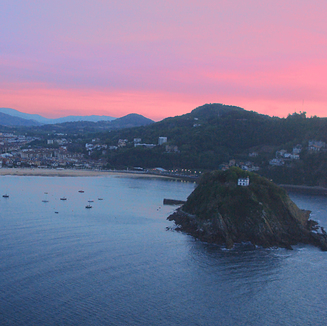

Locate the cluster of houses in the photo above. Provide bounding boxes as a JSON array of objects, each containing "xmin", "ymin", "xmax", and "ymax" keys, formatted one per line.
[
  {"xmin": 269, "ymin": 141, "xmax": 326, "ymax": 166},
  {"xmin": 133, "ymin": 137, "xmax": 169, "ymax": 149},
  {"xmin": 1, "ymin": 129, "xmax": 326, "ymax": 173},
  {"xmin": 85, "ymin": 141, "xmax": 108, "ymax": 155},
  {"xmin": 0, "ymin": 133, "xmax": 38, "ymax": 153},
  {"xmin": 308, "ymin": 140, "xmax": 326, "ymax": 152},
  {"xmin": 219, "ymin": 159, "xmax": 260, "ymax": 172},
  {"xmin": 269, "ymin": 145, "xmax": 302, "ymax": 166},
  {"xmin": 0, "ymin": 133, "xmax": 173, "ymax": 170},
  {"xmin": 84, "ymin": 137, "xmax": 171, "ymax": 152},
  {"xmin": 0, "ymin": 147, "xmax": 102, "ymax": 169},
  {"xmin": 0, "ymin": 133, "xmax": 107, "ymax": 169}
]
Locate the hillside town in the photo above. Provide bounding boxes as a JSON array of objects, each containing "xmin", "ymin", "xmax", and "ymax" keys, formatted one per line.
[{"xmin": 1, "ymin": 132, "xmax": 326, "ymax": 179}]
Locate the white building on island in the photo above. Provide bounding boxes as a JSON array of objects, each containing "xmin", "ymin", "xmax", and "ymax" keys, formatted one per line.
[{"xmin": 238, "ymin": 176, "xmax": 250, "ymax": 186}]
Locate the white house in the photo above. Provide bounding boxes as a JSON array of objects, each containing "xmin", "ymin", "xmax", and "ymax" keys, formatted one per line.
[
  {"xmin": 238, "ymin": 176, "xmax": 250, "ymax": 186},
  {"xmin": 158, "ymin": 137, "xmax": 167, "ymax": 145}
]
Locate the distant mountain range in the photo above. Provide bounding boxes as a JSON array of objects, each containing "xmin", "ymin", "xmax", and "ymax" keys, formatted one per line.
[
  {"xmin": 0, "ymin": 107, "xmax": 115, "ymax": 125},
  {"xmin": 0, "ymin": 108, "xmax": 153, "ymax": 129},
  {"xmin": 0, "ymin": 112, "xmax": 41, "ymax": 126}
]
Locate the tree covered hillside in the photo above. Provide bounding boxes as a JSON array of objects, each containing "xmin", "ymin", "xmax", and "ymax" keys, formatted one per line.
[{"xmin": 96, "ymin": 104, "xmax": 327, "ymax": 174}]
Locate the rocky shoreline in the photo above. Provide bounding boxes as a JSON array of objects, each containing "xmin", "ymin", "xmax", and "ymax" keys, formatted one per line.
[{"xmin": 168, "ymin": 208, "xmax": 327, "ymax": 251}]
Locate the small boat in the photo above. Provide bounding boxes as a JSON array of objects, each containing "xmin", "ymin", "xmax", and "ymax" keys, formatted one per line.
[
  {"xmin": 78, "ymin": 190, "xmax": 84, "ymax": 193},
  {"xmin": 60, "ymin": 197, "xmax": 67, "ymax": 201},
  {"xmin": 85, "ymin": 204, "xmax": 92, "ymax": 209},
  {"xmin": 2, "ymin": 194, "xmax": 9, "ymax": 198},
  {"xmin": 42, "ymin": 193, "xmax": 49, "ymax": 202},
  {"xmin": 88, "ymin": 200, "xmax": 94, "ymax": 203},
  {"xmin": 98, "ymin": 198, "xmax": 103, "ymax": 201}
]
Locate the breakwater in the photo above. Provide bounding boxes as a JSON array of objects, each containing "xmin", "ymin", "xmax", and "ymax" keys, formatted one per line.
[
  {"xmin": 163, "ymin": 198, "xmax": 186, "ymax": 205},
  {"xmin": 280, "ymin": 184, "xmax": 327, "ymax": 196}
]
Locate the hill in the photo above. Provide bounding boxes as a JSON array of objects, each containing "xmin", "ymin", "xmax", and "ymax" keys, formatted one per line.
[
  {"xmin": 0, "ymin": 112, "xmax": 41, "ymax": 126},
  {"xmin": 99, "ymin": 104, "xmax": 327, "ymax": 179},
  {"xmin": 168, "ymin": 168, "xmax": 327, "ymax": 250},
  {"xmin": 107, "ymin": 113, "xmax": 154, "ymax": 129}
]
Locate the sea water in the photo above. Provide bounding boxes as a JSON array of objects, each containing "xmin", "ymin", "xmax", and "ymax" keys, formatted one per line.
[{"xmin": 0, "ymin": 175, "xmax": 327, "ymax": 325}]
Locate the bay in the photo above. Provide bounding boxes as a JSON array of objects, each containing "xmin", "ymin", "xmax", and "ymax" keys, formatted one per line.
[{"xmin": 0, "ymin": 175, "xmax": 326, "ymax": 325}]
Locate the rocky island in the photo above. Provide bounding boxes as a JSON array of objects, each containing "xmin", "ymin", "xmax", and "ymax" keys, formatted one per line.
[{"xmin": 168, "ymin": 168, "xmax": 327, "ymax": 250}]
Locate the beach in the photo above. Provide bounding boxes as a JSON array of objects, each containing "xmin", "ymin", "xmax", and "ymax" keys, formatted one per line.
[
  {"xmin": 0, "ymin": 168, "xmax": 166, "ymax": 178},
  {"xmin": 0, "ymin": 168, "xmax": 199, "ymax": 183}
]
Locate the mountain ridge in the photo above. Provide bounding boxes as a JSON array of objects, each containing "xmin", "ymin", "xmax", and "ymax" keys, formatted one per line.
[
  {"xmin": 0, "ymin": 108, "xmax": 153, "ymax": 129},
  {"xmin": 0, "ymin": 107, "xmax": 115, "ymax": 124}
]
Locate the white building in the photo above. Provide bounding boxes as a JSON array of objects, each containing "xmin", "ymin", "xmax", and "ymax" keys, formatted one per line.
[
  {"xmin": 238, "ymin": 176, "xmax": 250, "ymax": 186},
  {"xmin": 158, "ymin": 137, "xmax": 167, "ymax": 145}
]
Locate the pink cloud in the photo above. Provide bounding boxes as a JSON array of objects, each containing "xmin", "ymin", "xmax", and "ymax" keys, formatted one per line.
[{"xmin": 1, "ymin": 1, "xmax": 327, "ymax": 119}]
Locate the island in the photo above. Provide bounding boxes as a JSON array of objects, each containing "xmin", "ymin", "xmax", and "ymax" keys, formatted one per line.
[{"xmin": 167, "ymin": 167, "xmax": 327, "ymax": 251}]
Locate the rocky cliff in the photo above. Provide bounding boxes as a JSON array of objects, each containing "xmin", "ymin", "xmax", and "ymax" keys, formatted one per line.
[{"xmin": 168, "ymin": 168, "xmax": 327, "ymax": 250}]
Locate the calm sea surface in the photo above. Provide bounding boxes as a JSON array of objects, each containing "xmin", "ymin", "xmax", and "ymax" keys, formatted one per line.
[{"xmin": 0, "ymin": 175, "xmax": 327, "ymax": 326}]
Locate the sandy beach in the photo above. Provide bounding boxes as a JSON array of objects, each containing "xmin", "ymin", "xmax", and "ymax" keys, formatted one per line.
[{"xmin": 0, "ymin": 168, "xmax": 170, "ymax": 178}]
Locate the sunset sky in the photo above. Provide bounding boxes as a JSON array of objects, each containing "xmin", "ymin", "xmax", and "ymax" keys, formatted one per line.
[{"xmin": 1, "ymin": 0, "xmax": 326, "ymax": 121}]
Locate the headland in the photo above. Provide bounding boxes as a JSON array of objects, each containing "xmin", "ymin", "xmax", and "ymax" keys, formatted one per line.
[{"xmin": 168, "ymin": 168, "xmax": 327, "ymax": 250}]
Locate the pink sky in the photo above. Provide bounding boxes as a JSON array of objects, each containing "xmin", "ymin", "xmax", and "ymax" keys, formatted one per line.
[{"xmin": 1, "ymin": 0, "xmax": 326, "ymax": 120}]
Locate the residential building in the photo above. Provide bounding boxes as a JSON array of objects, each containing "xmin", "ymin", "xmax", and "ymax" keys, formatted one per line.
[
  {"xmin": 158, "ymin": 137, "xmax": 167, "ymax": 145},
  {"xmin": 238, "ymin": 176, "xmax": 250, "ymax": 186}
]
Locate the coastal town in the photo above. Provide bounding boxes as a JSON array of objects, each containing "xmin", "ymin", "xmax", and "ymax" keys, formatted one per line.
[{"xmin": 1, "ymin": 131, "xmax": 326, "ymax": 180}]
